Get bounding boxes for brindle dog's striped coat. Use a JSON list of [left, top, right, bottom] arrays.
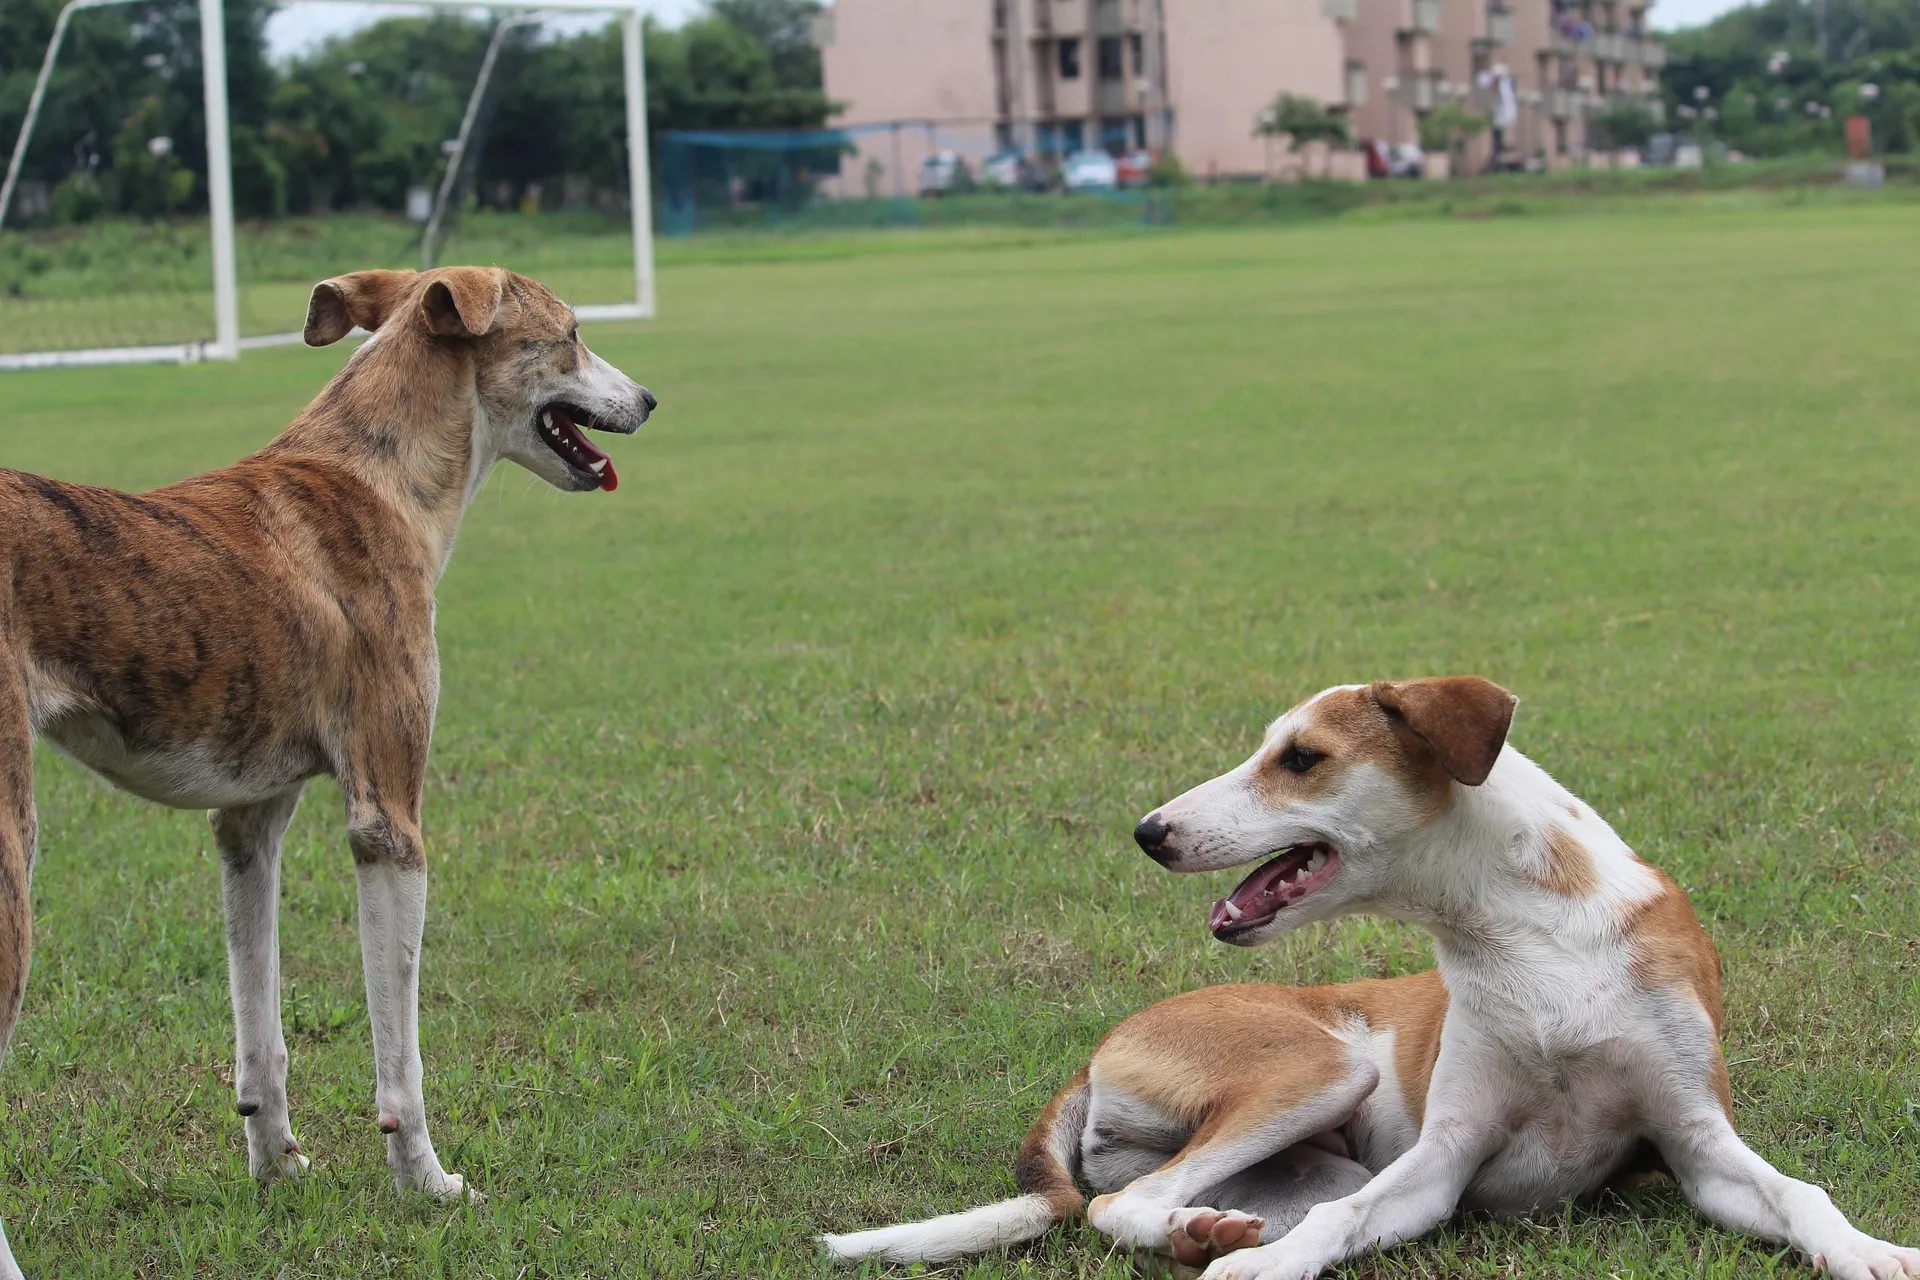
[[0, 267, 653, 1276]]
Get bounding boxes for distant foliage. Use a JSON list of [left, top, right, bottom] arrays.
[[1663, 0, 1920, 156], [1416, 102, 1488, 155], [0, 0, 833, 223]]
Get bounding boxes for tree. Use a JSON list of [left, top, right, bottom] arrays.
[[1587, 98, 1658, 154], [1253, 92, 1349, 178], [704, 0, 824, 93], [1416, 101, 1488, 170]]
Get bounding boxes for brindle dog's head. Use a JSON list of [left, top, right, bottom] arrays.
[[303, 266, 655, 493]]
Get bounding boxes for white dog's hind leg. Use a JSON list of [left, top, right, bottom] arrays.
[[1089, 1056, 1380, 1253], [213, 787, 310, 1182], [1656, 1109, 1920, 1280]]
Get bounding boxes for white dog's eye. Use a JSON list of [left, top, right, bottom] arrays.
[[1279, 745, 1324, 774]]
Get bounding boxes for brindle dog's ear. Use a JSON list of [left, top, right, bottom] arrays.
[[1369, 676, 1517, 787], [303, 269, 418, 346], [421, 267, 505, 338]]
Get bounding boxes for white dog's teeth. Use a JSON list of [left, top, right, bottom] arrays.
[[1307, 851, 1327, 873], [1222, 900, 1243, 921], [588, 459, 606, 473], [542, 409, 554, 429]]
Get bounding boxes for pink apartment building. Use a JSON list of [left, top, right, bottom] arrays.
[[815, 0, 1665, 189]]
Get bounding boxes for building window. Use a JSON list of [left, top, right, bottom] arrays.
[[1345, 60, 1367, 106], [1130, 114, 1146, 147], [1058, 37, 1082, 80], [1097, 36, 1124, 80], [1062, 119, 1086, 151], [1129, 32, 1144, 75]]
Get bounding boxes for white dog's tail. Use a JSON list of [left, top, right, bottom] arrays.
[[821, 1070, 1091, 1264]]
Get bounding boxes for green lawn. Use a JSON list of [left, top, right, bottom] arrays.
[[1, 203, 1917, 1278]]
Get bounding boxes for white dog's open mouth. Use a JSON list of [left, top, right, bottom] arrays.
[[1209, 843, 1341, 938], [537, 402, 619, 490]]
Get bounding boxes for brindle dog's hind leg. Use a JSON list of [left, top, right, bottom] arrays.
[[212, 786, 309, 1182], [0, 659, 35, 1280]]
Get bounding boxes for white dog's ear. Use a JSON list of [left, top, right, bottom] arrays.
[[1369, 676, 1517, 786], [421, 266, 505, 338], [304, 269, 418, 345]]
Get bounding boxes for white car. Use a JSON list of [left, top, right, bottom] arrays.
[[917, 150, 970, 196], [1061, 149, 1118, 192]]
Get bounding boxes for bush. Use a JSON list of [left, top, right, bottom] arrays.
[[50, 173, 107, 224]]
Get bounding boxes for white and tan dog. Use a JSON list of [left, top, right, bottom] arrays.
[[823, 677, 1919, 1280]]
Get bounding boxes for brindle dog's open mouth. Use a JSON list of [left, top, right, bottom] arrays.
[[1209, 842, 1341, 938], [537, 402, 620, 490]]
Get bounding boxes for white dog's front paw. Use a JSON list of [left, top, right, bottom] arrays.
[[1200, 1242, 1322, 1280], [1811, 1235, 1920, 1280]]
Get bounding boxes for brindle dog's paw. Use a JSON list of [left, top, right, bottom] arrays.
[[1168, 1207, 1265, 1266], [249, 1137, 309, 1183]]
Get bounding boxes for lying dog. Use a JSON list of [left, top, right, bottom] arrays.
[[824, 678, 1919, 1280], [0, 267, 653, 1276]]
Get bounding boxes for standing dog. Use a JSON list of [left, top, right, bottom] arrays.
[[0, 267, 654, 1276], [824, 678, 1920, 1280]]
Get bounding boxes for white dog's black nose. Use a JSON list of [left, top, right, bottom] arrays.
[[639, 387, 658, 413], [1134, 813, 1175, 864]]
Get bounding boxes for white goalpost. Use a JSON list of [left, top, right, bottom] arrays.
[[0, 0, 655, 372]]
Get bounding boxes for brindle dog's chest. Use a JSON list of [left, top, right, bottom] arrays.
[[40, 708, 322, 810]]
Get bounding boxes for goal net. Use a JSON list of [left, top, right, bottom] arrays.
[[0, 0, 654, 372]]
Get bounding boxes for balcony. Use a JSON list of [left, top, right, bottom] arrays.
[[1408, 0, 1441, 33], [1548, 29, 1585, 56], [1637, 38, 1667, 68], [1395, 71, 1440, 110], [1097, 80, 1131, 114], [1485, 5, 1513, 43], [1321, 0, 1358, 21], [1591, 31, 1627, 61], [1546, 88, 1583, 118]]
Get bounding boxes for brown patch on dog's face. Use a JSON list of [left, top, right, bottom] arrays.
[[1250, 686, 1453, 824], [1530, 826, 1601, 898]]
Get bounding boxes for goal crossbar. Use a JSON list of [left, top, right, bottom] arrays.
[[1, 0, 654, 373]]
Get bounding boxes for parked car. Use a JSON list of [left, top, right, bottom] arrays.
[[980, 149, 1045, 192], [917, 150, 972, 196], [1115, 149, 1153, 187], [1061, 149, 1119, 192]]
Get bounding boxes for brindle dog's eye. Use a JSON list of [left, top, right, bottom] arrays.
[[1280, 745, 1323, 774]]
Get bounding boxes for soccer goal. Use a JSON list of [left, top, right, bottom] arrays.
[[0, 0, 655, 372]]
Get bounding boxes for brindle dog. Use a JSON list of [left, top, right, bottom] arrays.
[[0, 267, 654, 1276]]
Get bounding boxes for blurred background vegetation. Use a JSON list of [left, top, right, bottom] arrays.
[[6, 0, 1920, 226], [0, 0, 833, 223]]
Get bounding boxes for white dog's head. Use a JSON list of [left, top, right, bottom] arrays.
[[1134, 677, 1517, 946]]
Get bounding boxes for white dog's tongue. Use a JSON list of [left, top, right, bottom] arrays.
[[1208, 846, 1331, 934]]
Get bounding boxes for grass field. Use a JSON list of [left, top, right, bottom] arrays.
[[1, 201, 1917, 1278]]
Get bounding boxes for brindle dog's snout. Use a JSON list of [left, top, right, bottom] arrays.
[[1134, 812, 1176, 865]]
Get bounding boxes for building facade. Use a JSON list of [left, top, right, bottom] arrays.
[[816, 0, 1664, 191]]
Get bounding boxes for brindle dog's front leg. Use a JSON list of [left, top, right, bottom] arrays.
[[341, 734, 477, 1203], [211, 787, 309, 1182]]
